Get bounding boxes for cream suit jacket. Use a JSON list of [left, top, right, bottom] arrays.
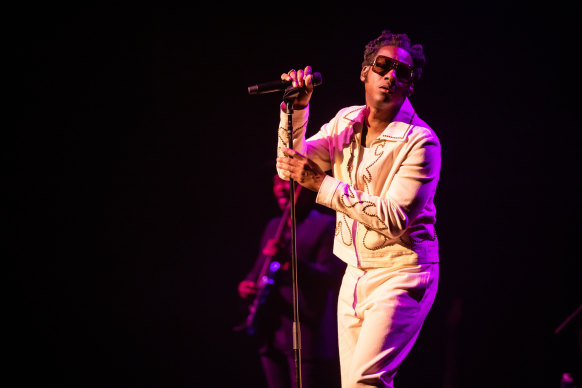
[[277, 98, 440, 268]]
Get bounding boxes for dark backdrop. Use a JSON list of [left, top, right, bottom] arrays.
[[12, 3, 580, 387]]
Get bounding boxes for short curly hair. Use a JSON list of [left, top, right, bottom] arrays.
[[362, 30, 426, 82]]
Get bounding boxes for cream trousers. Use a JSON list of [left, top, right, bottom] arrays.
[[337, 263, 439, 388]]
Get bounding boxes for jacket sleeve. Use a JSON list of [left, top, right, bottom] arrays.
[[317, 130, 440, 240], [276, 105, 335, 177]]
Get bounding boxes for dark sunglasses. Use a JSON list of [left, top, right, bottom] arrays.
[[371, 55, 414, 83]]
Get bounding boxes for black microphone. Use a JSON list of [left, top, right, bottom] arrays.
[[248, 72, 322, 95]]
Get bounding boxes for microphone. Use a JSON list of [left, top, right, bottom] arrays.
[[248, 72, 322, 95]]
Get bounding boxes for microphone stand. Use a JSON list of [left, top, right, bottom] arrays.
[[282, 85, 302, 388]]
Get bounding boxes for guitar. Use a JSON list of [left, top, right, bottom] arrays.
[[244, 185, 302, 337]]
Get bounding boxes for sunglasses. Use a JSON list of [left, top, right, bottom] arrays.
[[371, 55, 414, 83]]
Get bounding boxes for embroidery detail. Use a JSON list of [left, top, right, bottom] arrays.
[[341, 106, 366, 121], [346, 132, 357, 187], [379, 111, 416, 140], [337, 184, 392, 251], [363, 228, 390, 250], [336, 213, 353, 246], [361, 142, 385, 192], [277, 120, 308, 156], [335, 110, 418, 251], [283, 120, 308, 134]]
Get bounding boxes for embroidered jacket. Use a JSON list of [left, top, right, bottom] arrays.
[[277, 98, 441, 268]]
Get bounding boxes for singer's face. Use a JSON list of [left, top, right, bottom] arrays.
[[361, 46, 414, 108]]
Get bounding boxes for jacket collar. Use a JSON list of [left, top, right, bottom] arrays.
[[341, 99, 416, 142], [341, 106, 366, 125], [379, 98, 416, 141]]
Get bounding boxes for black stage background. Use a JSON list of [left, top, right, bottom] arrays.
[[12, 3, 580, 387]]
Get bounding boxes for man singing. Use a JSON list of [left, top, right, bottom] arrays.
[[275, 30, 441, 388]]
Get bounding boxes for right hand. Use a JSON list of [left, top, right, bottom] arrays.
[[238, 280, 257, 299], [281, 65, 314, 109]]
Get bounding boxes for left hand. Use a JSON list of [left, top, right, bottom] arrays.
[[238, 280, 257, 299], [276, 148, 326, 192], [262, 238, 279, 257]]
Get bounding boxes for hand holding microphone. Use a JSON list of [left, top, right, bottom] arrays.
[[247, 65, 321, 109], [281, 66, 316, 109]]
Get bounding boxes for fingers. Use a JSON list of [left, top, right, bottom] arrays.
[[238, 280, 257, 298], [297, 69, 305, 87], [303, 65, 313, 88], [276, 154, 296, 176], [280, 66, 313, 88], [277, 149, 307, 182], [276, 156, 296, 173], [277, 148, 324, 192], [280, 147, 300, 158]]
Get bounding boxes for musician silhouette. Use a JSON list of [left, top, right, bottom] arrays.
[[238, 173, 345, 388]]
